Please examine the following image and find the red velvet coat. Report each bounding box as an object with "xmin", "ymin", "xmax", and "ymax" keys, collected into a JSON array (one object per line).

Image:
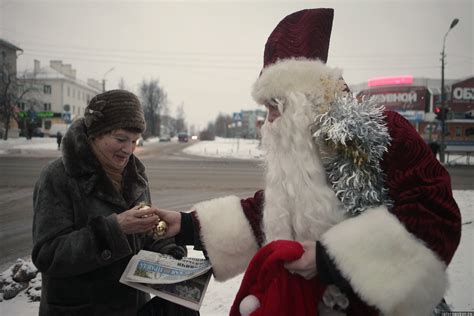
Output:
[
  {"xmin": 182, "ymin": 111, "xmax": 461, "ymax": 315},
  {"xmin": 236, "ymin": 111, "xmax": 461, "ymax": 315}
]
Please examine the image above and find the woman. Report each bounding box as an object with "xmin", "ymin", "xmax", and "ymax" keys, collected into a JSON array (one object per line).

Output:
[{"xmin": 32, "ymin": 89, "xmax": 186, "ymax": 315}]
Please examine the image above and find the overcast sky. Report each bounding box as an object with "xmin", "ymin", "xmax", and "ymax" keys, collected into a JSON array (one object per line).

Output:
[{"xmin": 1, "ymin": 0, "xmax": 473, "ymax": 130}]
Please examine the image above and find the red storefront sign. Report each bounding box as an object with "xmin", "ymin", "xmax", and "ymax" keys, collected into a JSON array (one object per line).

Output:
[
  {"xmin": 357, "ymin": 86, "xmax": 429, "ymax": 111},
  {"xmin": 450, "ymin": 77, "xmax": 474, "ymax": 112}
]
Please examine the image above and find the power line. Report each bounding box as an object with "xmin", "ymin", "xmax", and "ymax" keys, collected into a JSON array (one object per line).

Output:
[
  {"xmin": 21, "ymin": 44, "xmax": 471, "ymax": 71},
  {"xmin": 3, "ymin": 27, "xmax": 470, "ymax": 62},
  {"xmin": 0, "ymin": 27, "xmax": 259, "ymax": 59},
  {"xmin": 21, "ymin": 51, "xmax": 257, "ymax": 70},
  {"xmin": 19, "ymin": 45, "xmax": 260, "ymax": 64}
]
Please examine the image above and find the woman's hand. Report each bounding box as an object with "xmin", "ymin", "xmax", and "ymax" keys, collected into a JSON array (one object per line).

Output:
[
  {"xmin": 116, "ymin": 205, "xmax": 160, "ymax": 235},
  {"xmin": 284, "ymin": 240, "xmax": 317, "ymax": 279},
  {"xmin": 151, "ymin": 208, "xmax": 182, "ymax": 238}
]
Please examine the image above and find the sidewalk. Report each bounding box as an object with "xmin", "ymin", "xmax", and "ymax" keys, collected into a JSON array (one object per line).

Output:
[
  {"xmin": 0, "ymin": 137, "xmax": 149, "ymax": 158},
  {"xmin": 0, "ymin": 137, "xmax": 60, "ymax": 158},
  {"xmin": 1, "ymin": 136, "xmax": 471, "ymax": 166}
]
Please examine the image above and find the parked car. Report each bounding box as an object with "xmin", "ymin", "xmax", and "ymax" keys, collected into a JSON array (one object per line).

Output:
[
  {"xmin": 48, "ymin": 124, "xmax": 69, "ymax": 137},
  {"xmin": 159, "ymin": 134, "xmax": 171, "ymax": 142},
  {"xmin": 178, "ymin": 133, "xmax": 189, "ymax": 142},
  {"xmin": 20, "ymin": 127, "xmax": 44, "ymax": 138}
]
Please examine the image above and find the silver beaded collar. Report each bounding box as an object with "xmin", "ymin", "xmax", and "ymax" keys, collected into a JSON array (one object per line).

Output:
[{"xmin": 312, "ymin": 96, "xmax": 393, "ymax": 216}]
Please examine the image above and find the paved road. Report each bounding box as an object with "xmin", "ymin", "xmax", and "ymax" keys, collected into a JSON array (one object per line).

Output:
[
  {"xmin": 0, "ymin": 142, "xmax": 472, "ymax": 271},
  {"xmin": 0, "ymin": 142, "xmax": 264, "ymax": 271}
]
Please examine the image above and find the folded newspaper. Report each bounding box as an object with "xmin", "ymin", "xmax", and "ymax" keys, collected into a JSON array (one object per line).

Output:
[{"xmin": 120, "ymin": 250, "xmax": 213, "ymax": 311}]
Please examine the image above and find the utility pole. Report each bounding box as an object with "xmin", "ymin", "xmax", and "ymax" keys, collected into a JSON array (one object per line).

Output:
[
  {"xmin": 439, "ymin": 18, "xmax": 459, "ymax": 163},
  {"xmin": 102, "ymin": 67, "xmax": 115, "ymax": 93}
]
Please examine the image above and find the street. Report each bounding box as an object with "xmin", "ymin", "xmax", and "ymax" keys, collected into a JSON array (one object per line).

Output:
[
  {"xmin": 0, "ymin": 142, "xmax": 264, "ymax": 271},
  {"xmin": 0, "ymin": 142, "xmax": 472, "ymax": 271}
]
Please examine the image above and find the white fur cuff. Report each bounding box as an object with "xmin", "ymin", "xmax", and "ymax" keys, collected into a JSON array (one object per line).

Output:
[
  {"xmin": 193, "ymin": 196, "xmax": 259, "ymax": 281},
  {"xmin": 321, "ymin": 206, "xmax": 447, "ymax": 316}
]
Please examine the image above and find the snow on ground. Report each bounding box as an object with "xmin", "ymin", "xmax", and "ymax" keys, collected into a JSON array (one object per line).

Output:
[
  {"xmin": 0, "ymin": 136, "xmax": 473, "ymax": 314},
  {"xmin": 1, "ymin": 193, "xmax": 471, "ymax": 315},
  {"xmin": 183, "ymin": 137, "xmax": 263, "ymax": 160},
  {"xmin": 0, "ymin": 137, "xmax": 60, "ymax": 156}
]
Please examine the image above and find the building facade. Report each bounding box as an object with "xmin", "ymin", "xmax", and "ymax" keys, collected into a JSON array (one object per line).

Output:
[
  {"xmin": 0, "ymin": 39, "xmax": 24, "ymax": 138},
  {"xmin": 351, "ymin": 76, "xmax": 474, "ymax": 146},
  {"xmin": 240, "ymin": 109, "xmax": 267, "ymax": 139},
  {"xmin": 20, "ymin": 60, "xmax": 101, "ymax": 136}
]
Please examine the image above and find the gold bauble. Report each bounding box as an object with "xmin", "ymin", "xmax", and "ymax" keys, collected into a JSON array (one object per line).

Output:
[{"xmin": 153, "ymin": 220, "xmax": 168, "ymax": 239}]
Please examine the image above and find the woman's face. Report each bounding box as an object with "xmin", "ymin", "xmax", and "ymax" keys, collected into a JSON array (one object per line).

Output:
[{"xmin": 92, "ymin": 129, "xmax": 141, "ymax": 169}]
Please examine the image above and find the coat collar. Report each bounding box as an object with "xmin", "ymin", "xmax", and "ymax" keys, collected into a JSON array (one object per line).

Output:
[
  {"xmin": 61, "ymin": 119, "xmax": 148, "ymax": 208},
  {"xmin": 312, "ymin": 96, "xmax": 393, "ymax": 215}
]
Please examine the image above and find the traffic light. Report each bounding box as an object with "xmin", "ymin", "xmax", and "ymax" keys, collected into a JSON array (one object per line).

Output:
[{"xmin": 435, "ymin": 107, "xmax": 450, "ymax": 120}]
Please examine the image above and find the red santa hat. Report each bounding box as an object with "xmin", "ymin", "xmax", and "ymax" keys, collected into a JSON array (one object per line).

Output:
[
  {"xmin": 229, "ymin": 240, "xmax": 326, "ymax": 316},
  {"xmin": 262, "ymin": 8, "xmax": 334, "ymax": 68},
  {"xmin": 252, "ymin": 8, "xmax": 347, "ymax": 106}
]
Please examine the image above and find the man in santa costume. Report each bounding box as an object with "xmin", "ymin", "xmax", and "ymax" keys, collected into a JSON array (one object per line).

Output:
[{"xmin": 157, "ymin": 8, "xmax": 461, "ymax": 316}]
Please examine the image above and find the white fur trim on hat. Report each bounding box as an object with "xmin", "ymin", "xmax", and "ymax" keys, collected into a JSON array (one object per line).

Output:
[
  {"xmin": 192, "ymin": 195, "xmax": 259, "ymax": 281},
  {"xmin": 321, "ymin": 206, "xmax": 447, "ymax": 316},
  {"xmin": 252, "ymin": 58, "xmax": 343, "ymax": 105}
]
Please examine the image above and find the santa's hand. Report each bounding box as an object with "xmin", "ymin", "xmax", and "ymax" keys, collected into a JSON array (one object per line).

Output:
[
  {"xmin": 152, "ymin": 207, "xmax": 182, "ymax": 238},
  {"xmin": 284, "ymin": 240, "xmax": 317, "ymax": 279}
]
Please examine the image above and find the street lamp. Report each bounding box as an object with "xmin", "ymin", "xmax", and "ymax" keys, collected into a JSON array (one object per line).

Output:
[
  {"xmin": 102, "ymin": 67, "xmax": 115, "ymax": 92},
  {"xmin": 439, "ymin": 18, "xmax": 459, "ymax": 163}
]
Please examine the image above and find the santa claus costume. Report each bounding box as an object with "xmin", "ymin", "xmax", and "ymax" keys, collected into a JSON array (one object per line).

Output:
[{"xmin": 175, "ymin": 8, "xmax": 461, "ymax": 316}]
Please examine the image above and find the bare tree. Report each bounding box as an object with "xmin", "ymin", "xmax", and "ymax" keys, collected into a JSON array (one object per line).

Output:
[
  {"xmin": 160, "ymin": 103, "xmax": 173, "ymax": 137},
  {"xmin": 139, "ymin": 78, "xmax": 168, "ymax": 137},
  {"xmin": 215, "ymin": 113, "xmax": 231, "ymax": 137},
  {"xmin": 199, "ymin": 121, "xmax": 215, "ymax": 140},
  {"xmin": 175, "ymin": 102, "xmax": 186, "ymax": 133},
  {"xmin": 0, "ymin": 63, "xmax": 41, "ymax": 140},
  {"xmin": 118, "ymin": 77, "xmax": 127, "ymax": 90}
]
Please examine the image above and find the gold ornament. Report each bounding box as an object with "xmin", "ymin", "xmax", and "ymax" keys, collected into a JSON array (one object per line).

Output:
[
  {"xmin": 153, "ymin": 220, "xmax": 168, "ymax": 239},
  {"xmin": 328, "ymin": 140, "xmax": 368, "ymax": 168},
  {"xmin": 137, "ymin": 202, "xmax": 151, "ymax": 216},
  {"xmin": 137, "ymin": 202, "xmax": 168, "ymax": 239}
]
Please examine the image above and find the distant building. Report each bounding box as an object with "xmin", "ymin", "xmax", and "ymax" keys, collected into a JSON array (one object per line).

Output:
[
  {"xmin": 20, "ymin": 60, "xmax": 102, "ymax": 136},
  {"xmin": 350, "ymin": 75, "xmax": 474, "ymax": 145},
  {"xmin": 239, "ymin": 109, "xmax": 266, "ymax": 139},
  {"xmin": 0, "ymin": 38, "xmax": 23, "ymax": 76},
  {"xmin": 0, "ymin": 38, "xmax": 24, "ymax": 138}
]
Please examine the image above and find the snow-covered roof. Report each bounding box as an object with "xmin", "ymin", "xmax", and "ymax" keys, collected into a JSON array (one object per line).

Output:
[
  {"xmin": 24, "ymin": 66, "xmax": 101, "ymax": 93},
  {"xmin": 0, "ymin": 38, "xmax": 23, "ymax": 52}
]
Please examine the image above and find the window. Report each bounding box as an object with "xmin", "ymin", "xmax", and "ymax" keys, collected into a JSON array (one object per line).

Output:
[
  {"xmin": 43, "ymin": 103, "xmax": 51, "ymax": 111},
  {"xmin": 44, "ymin": 120, "xmax": 52, "ymax": 130},
  {"xmin": 73, "ymin": 89, "xmax": 75, "ymax": 98},
  {"xmin": 465, "ymin": 128, "xmax": 474, "ymax": 137},
  {"xmin": 73, "ymin": 105, "xmax": 76, "ymax": 114},
  {"xmin": 44, "ymin": 85, "xmax": 52, "ymax": 94},
  {"xmin": 455, "ymin": 127, "xmax": 462, "ymax": 137},
  {"xmin": 67, "ymin": 86, "xmax": 70, "ymax": 97}
]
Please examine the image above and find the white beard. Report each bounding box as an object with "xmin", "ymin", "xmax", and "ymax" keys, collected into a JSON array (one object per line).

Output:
[{"xmin": 261, "ymin": 93, "xmax": 346, "ymax": 244}]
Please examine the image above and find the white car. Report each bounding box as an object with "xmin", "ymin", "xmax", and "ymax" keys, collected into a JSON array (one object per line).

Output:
[{"xmin": 159, "ymin": 135, "xmax": 171, "ymax": 142}]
